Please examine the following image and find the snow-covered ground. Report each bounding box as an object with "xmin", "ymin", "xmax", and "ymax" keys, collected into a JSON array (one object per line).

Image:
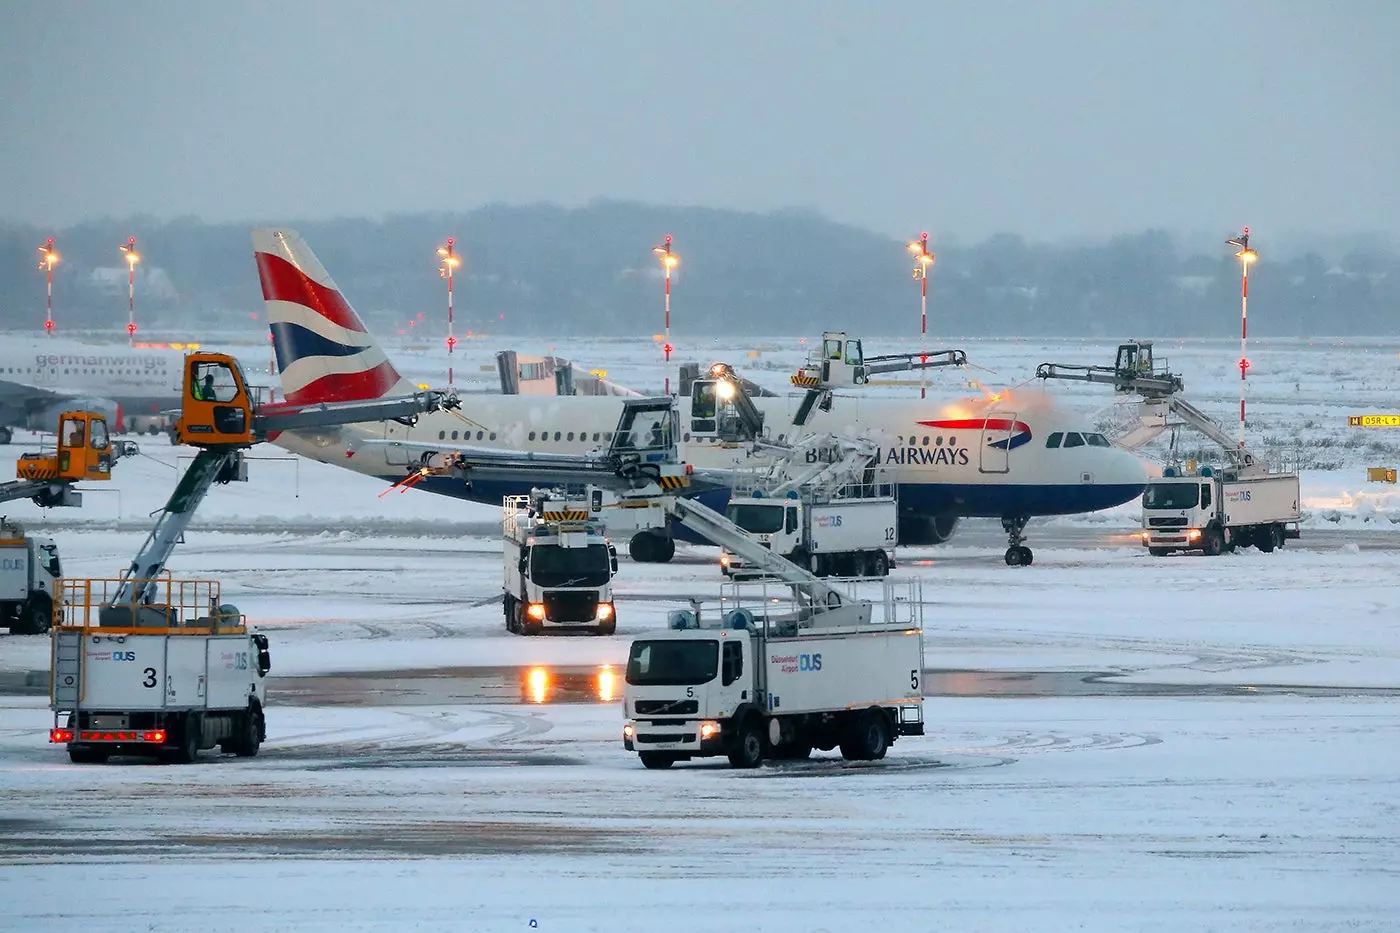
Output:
[{"xmin": 2, "ymin": 332, "xmax": 1399, "ymax": 931}]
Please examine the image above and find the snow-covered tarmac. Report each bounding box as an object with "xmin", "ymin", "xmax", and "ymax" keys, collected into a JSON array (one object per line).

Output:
[{"xmin": 2, "ymin": 408, "xmax": 1399, "ymax": 930}]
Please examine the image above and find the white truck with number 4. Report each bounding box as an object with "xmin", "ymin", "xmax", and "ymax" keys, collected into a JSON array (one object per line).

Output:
[
  {"xmin": 1141, "ymin": 465, "xmax": 1301, "ymax": 556},
  {"xmin": 503, "ymin": 492, "xmax": 620, "ymax": 635},
  {"xmin": 721, "ymin": 487, "xmax": 897, "ymax": 578},
  {"xmin": 622, "ymin": 580, "xmax": 925, "ymax": 769}
]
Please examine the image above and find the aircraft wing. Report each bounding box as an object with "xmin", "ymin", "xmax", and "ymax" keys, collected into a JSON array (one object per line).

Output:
[
  {"xmin": 0, "ymin": 379, "xmax": 81, "ymax": 427},
  {"xmin": 347, "ymin": 436, "xmax": 736, "ymax": 493}
]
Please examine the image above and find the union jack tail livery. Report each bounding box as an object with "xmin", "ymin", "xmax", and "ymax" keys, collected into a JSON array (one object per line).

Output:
[{"xmin": 252, "ymin": 228, "xmax": 408, "ymax": 405}]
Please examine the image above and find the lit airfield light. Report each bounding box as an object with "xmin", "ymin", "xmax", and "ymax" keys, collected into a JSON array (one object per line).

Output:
[{"xmin": 527, "ymin": 667, "xmax": 549, "ymax": 704}]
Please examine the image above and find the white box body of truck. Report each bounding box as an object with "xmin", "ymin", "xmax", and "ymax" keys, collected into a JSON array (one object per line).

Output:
[
  {"xmin": 722, "ymin": 493, "xmax": 896, "ymax": 577},
  {"xmin": 0, "ymin": 531, "xmax": 60, "ymax": 634},
  {"xmin": 1142, "ymin": 468, "xmax": 1300, "ymax": 556},
  {"xmin": 51, "ymin": 627, "xmax": 270, "ymax": 763},
  {"xmin": 622, "ymin": 581, "xmax": 925, "ymax": 769}
]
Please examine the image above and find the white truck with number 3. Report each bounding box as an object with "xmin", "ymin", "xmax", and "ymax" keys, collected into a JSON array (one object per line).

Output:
[
  {"xmin": 49, "ymin": 580, "xmax": 271, "ymax": 764},
  {"xmin": 622, "ymin": 580, "xmax": 925, "ymax": 769},
  {"xmin": 1141, "ymin": 465, "xmax": 1301, "ymax": 556}
]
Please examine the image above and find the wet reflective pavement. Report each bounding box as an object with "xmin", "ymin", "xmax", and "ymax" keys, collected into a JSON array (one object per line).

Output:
[{"xmin": 265, "ymin": 665, "xmax": 1400, "ymax": 707}]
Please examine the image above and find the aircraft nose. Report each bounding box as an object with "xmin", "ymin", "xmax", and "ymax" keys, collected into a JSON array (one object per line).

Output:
[{"xmin": 1108, "ymin": 448, "xmax": 1150, "ymax": 491}]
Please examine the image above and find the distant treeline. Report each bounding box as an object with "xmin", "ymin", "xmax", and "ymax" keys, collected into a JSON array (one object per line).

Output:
[{"xmin": 1, "ymin": 202, "xmax": 1396, "ymax": 337}]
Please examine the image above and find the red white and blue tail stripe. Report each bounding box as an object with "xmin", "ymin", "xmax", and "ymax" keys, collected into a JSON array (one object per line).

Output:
[{"xmin": 252, "ymin": 228, "xmax": 409, "ymax": 405}]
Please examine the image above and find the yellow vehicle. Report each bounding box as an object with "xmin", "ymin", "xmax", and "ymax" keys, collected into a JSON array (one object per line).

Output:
[
  {"xmin": 175, "ymin": 352, "xmax": 256, "ymax": 447},
  {"xmin": 15, "ymin": 412, "xmax": 115, "ymax": 483}
]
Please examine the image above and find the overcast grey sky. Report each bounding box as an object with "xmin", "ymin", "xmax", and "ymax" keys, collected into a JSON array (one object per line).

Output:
[{"xmin": 2, "ymin": 2, "xmax": 1396, "ymax": 242}]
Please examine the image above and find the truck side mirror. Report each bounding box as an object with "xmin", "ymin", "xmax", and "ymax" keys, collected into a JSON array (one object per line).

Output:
[
  {"xmin": 518, "ymin": 557, "xmax": 528, "ymax": 574},
  {"xmin": 609, "ymin": 546, "xmax": 619, "ymax": 573}
]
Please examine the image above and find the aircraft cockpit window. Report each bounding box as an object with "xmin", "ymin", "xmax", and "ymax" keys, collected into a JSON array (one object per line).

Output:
[
  {"xmin": 89, "ymin": 419, "xmax": 109, "ymax": 450},
  {"xmin": 1062, "ymin": 432, "xmax": 1085, "ymax": 448},
  {"xmin": 1085, "ymin": 433, "xmax": 1111, "ymax": 447},
  {"xmin": 1045, "ymin": 432, "xmax": 1064, "ymax": 449}
]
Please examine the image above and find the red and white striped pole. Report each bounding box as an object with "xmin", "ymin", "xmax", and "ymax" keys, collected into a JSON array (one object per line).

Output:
[
  {"xmin": 1227, "ymin": 227, "xmax": 1257, "ymax": 454},
  {"xmin": 437, "ymin": 237, "xmax": 460, "ymax": 387},
  {"xmin": 653, "ymin": 235, "xmax": 678, "ymax": 395},
  {"xmin": 38, "ymin": 237, "xmax": 58, "ymax": 335},
  {"xmin": 908, "ymin": 232, "xmax": 935, "ymax": 399},
  {"xmin": 120, "ymin": 236, "xmax": 140, "ymax": 344}
]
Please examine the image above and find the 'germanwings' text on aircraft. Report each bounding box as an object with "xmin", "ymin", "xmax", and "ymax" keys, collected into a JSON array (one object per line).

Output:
[
  {"xmin": 253, "ymin": 228, "xmax": 1147, "ymax": 565},
  {"xmin": 0, "ymin": 338, "xmax": 187, "ymax": 443}
]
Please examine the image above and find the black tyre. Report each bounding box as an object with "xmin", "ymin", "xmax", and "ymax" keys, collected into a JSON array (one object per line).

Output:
[
  {"xmin": 1019, "ymin": 546, "xmax": 1034, "ymax": 566},
  {"xmin": 872, "ymin": 550, "xmax": 890, "ymax": 577},
  {"xmin": 596, "ymin": 619, "xmax": 616, "ymax": 636},
  {"xmin": 840, "ymin": 710, "xmax": 891, "ymax": 761},
  {"xmin": 67, "ymin": 746, "xmax": 109, "ymax": 764},
  {"xmin": 1203, "ymin": 528, "xmax": 1224, "ymax": 557},
  {"xmin": 655, "ymin": 536, "xmax": 676, "ymax": 563},
  {"xmin": 1004, "ymin": 547, "xmax": 1023, "ymax": 566},
  {"xmin": 0, "ymin": 426, "xmax": 12, "ymax": 445},
  {"xmin": 1259, "ymin": 524, "xmax": 1282, "ymax": 553},
  {"xmin": 233, "ymin": 705, "xmax": 263, "ymax": 757},
  {"xmin": 172, "ymin": 713, "xmax": 201, "ymax": 764},
  {"xmin": 504, "ymin": 595, "xmax": 519, "ymax": 634},
  {"xmin": 628, "ymin": 533, "xmax": 654, "ymax": 562},
  {"xmin": 15, "ymin": 600, "xmax": 51, "ymax": 635},
  {"xmin": 639, "ymin": 751, "xmax": 675, "ymax": 770},
  {"xmin": 727, "ymin": 718, "xmax": 764, "ymax": 769}
]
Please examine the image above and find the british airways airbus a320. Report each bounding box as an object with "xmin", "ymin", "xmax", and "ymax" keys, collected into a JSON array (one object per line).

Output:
[{"xmin": 250, "ymin": 228, "xmax": 1147, "ymax": 566}]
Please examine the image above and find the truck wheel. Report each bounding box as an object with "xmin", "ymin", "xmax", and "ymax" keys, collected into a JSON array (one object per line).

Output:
[
  {"xmin": 639, "ymin": 751, "xmax": 675, "ymax": 770},
  {"xmin": 233, "ymin": 704, "xmax": 263, "ymax": 757},
  {"xmin": 727, "ymin": 718, "xmax": 764, "ymax": 769},
  {"xmin": 871, "ymin": 551, "xmax": 890, "ymax": 577},
  {"xmin": 1259, "ymin": 524, "xmax": 1282, "ymax": 553},
  {"xmin": 840, "ymin": 710, "xmax": 890, "ymax": 761},
  {"xmin": 14, "ymin": 599, "xmax": 51, "ymax": 635},
  {"xmin": 504, "ymin": 595, "xmax": 518, "ymax": 634},
  {"xmin": 596, "ymin": 620, "xmax": 616, "ymax": 636},
  {"xmin": 68, "ymin": 746, "xmax": 109, "ymax": 764},
  {"xmin": 1203, "ymin": 528, "xmax": 1224, "ymax": 557},
  {"xmin": 171, "ymin": 713, "xmax": 201, "ymax": 764},
  {"xmin": 0, "ymin": 426, "xmax": 12, "ymax": 445}
]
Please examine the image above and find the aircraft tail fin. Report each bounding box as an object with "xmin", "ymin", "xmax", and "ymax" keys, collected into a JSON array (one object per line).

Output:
[{"xmin": 252, "ymin": 228, "xmax": 410, "ymax": 405}]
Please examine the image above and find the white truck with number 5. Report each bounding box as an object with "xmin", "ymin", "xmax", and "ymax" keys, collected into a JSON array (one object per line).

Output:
[
  {"xmin": 721, "ymin": 486, "xmax": 897, "ymax": 578},
  {"xmin": 622, "ymin": 579, "xmax": 925, "ymax": 769},
  {"xmin": 1141, "ymin": 465, "xmax": 1301, "ymax": 556},
  {"xmin": 49, "ymin": 579, "xmax": 271, "ymax": 764}
]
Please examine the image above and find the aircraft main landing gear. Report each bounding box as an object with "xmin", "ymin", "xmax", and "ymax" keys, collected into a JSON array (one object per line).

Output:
[{"xmin": 1002, "ymin": 515, "xmax": 1032, "ymax": 566}]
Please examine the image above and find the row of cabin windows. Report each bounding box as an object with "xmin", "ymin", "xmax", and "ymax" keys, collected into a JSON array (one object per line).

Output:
[
  {"xmin": 439, "ymin": 430, "xmax": 498, "ymax": 441},
  {"xmin": 5, "ymin": 367, "xmax": 156, "ymax": 376},
  {"xmin": 1045, "ymin": 431, "xmax": 1111, "ymax": 449}
]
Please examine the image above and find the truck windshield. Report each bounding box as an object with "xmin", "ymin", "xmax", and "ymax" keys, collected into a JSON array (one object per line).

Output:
[
  {"xmin": 529, "ymin": 544, "xmax": 612, "ymax": 587},
  {"xmin": 626, "ymin": 639, "xmax": 719, "ymax": 686},
  {"xmin": 1143, "ymin": 483, "xmax": 1200, "ymax": 510},
  {"xmin": 726, "ymin": 503, "xmax": 783, "ymax": 534}
]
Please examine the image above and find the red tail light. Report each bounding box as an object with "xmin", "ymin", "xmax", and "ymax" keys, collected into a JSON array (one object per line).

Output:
[
  {"xmin": 49, "ymin": 729, "xmax": 74, "ymax": 743},
  {"xmin": 143, "ymin": 730, "xmax": 166, "ymax": 743}
]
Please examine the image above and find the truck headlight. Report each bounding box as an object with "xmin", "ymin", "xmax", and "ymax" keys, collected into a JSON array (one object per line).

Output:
[
  {"xmin": 526, "ymin": 602, "xmax": 546, "ymax": 621},
  {"xmin": 699, "ymin": 720, "xmax": 720, "ymax": 740},
  {"xmin": 1140, "ymin": 531, "xmax": 1150, "ymax": 541},
  {"xmin": 622, "ymin": 723, "xmax": 635, "ymax": 739},
  {"xmin": 596, "ymin": 602, "xmax": 614, "ymax": 620},
  {"xmin": 1186, "ymin": 529, "xmax": 1201, "ymax": 541},
  {"xmin": 720, "ymin": 554, "xmax": 730, "ymax": 567}
]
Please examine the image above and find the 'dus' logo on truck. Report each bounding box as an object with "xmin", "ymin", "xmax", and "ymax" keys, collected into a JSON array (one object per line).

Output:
[
  {"xmin": 815, "ymin": 515, "xmax": 843, "ymax": 528},
  {"xmin": 770, "ymin": 653, "xmax": 823, "ymax": 673}
]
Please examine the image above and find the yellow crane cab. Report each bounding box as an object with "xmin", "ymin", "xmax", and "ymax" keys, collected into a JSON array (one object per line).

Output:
[
  {"xmin": 15, "ymin": 412, "xmax": 115, "ymax": 482},
  {"xmin": 175, "ymin": 353, "xmax": 256, "ymax": 447}
]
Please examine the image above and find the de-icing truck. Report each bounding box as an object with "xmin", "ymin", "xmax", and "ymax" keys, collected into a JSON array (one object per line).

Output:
[
  {"xmin": 1141, "ymin": 464, "xmax": 1301, "ymax": 556},
  {"xmin": 622, "ymin": 579, "xmax": 925, "ymax": 769}
]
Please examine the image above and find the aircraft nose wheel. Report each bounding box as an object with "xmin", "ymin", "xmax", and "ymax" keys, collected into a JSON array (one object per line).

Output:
[
  {"xmin": 1004, "ymin": 546, "xmax": 1033, "ymax": 566},
  {"xmin": 1001, "ymin": 515, "xmax": 1032, "ymax": 567}
]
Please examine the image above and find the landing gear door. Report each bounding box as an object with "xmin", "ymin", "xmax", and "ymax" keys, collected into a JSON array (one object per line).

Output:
[{"xmin": 978, "ymin": 411, "xmax": 1015, "ymax": 474}]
